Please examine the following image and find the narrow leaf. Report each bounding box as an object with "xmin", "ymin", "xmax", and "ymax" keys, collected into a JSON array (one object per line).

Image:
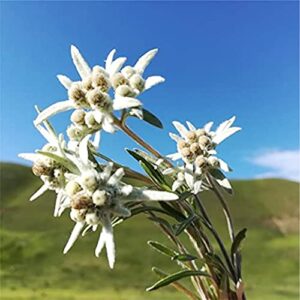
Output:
[
  {"xmin": 147, "ymin": 240, "xmax": 177, "ymax": 257},
  {"xmin": 174, "ymin": 215, "xmax": 198, "ymax": 236},
  {"xmin": 172, "ymin": 254, "xmax": 198, "ymax": 262},
  {"xmin": 142, "ymin": 109, "xmax": 163, "ymax": 129},
  {"xmin": 231, "ymin": 228, "xmax": 247, "ymax": 255},
  {"xmin": 146, "ymin": 269, "xmax": 210, "ymax": 291}
]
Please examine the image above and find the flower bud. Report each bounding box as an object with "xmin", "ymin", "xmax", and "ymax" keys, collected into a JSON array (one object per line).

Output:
[
  {"xmin": 115, "ymin": 84, "xmax": 135, "ymax": 97},
  {"xmin": 208, "ymin": 156, "xmax": 220, "ymax": 168},
  {"xmin": 92, "ymin": 190, "xmax": 107, "ymax": 206},
  {"xmin": 111, "ymin": 73, "xmax": 128, "ymax": 89},
  {"xmin": 71, "ymin": 194, "xmax": 92, "ymax": 210},
  {"xmin": 82, "ymin": 77, "xmax": 93, "ymax": 91},
  {"xmin": 70, "ymin": 208, "xmax": 86, "ymax": 222},
  {"xmin": 121, "ymin": 66, "xmax": 136, "ymax": 78},
  {"xmin": 190, "ymin": 142, "xmax": 201, "ymax": 154},
  {"xmin": 92, "ymin": 71, "xmax": 110, "ymax": 92},
  {"xmin": 186, "ymin": 131, "xmax": 197, "ymax": 142},
  {"xmin": 65, "ymin": 180, "xmax": 82, "ymax": 197},
  {"xmin": 84, "ymin": 111, "xmax": 98, "ymax": 128},
  {"xmin": 68, "ymin": 83, "xmax": 87, "ymax": 107},
  {"xmin": 198, "ymin": 136, "xmax": 211, "ymax": 148},
  {"xmin": 129, "ymin": 74, "xmax": 145, "ymax": 91},
  {"xmin": 195, "ymin": 156, "xmax": 207, "ymax": 168},
  {"xmin": 196, "ymin": 129, "xmax": 206, "ymax": 137},
  {"xmin": 177, "ymin": 172, "xmax": 185, "ymax": 181},
  {"xmin": 181, "ymin": 147, "xmax": 191, "ymax": 158},
  {"xmin": 71, "ymin": 109, "xmax": 86, "ymax": 125},
  {"xmin": 67, "ymin": 125, "xmax": 82, "ymax": 141},
  {"xmin": 86, "ymin": 89, "xmax": 112, "ymax": 111},
  {"xmin": 85, "ymin": 211, "xmax": 100, "ymax": 225},
  {"xmin": 42, "ymin": 144, "xmax": 57, "ymax": 153},
  {"xmin": 178, "ymin": 139, "xmax": 188, "ymax": 149},
  {"xmin": 32, "ymin": 162, "xmax": 52, "ymax": 177},
  {"xmin": 81, "ymin": 172, "xmax": 98, "ymax": 191}
]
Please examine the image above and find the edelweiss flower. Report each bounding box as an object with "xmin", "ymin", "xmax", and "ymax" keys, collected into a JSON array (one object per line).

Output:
[
  {"xmin": 34, "ymin": 45, "xmax": 165, "ymax": 133},
  {"xmin": 60, "ymin": 136, "xmax": 179, "ymax": 269},
  {"xmin": 166, "ymin": 116, "xmax": 241, "ymax": 194}
]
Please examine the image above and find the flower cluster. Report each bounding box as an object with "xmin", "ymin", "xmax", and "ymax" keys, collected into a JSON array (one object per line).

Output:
[
  {"xmin": 20, "ymin": 122, "xmax": 178, "ymax": 268},
  {"xmin": 166, "ymin": 116, "xmax": 241, "ymax": 194},
  {"xmin": 34, "ymin": 45, "xmax": 165, "ymax": 138}
]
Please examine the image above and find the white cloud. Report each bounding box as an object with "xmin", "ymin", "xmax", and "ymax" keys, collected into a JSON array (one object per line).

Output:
[{"xmin": 251, "ymin": 149, "xmax": 300, "ymax": 182}]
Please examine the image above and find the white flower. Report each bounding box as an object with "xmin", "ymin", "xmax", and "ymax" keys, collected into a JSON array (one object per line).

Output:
[
  {"xmin": 167, "ymin": 117, "xmax": 240, "ymax": 193},
  {"xmin": 34, "ymin": 45, "xmax": 165, "ymax": 131}
]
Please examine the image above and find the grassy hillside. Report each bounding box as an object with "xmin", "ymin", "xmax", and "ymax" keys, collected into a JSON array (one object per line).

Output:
[{"xmin": 0, "ymin": 162, "xmax": 299, "ymax": 300}]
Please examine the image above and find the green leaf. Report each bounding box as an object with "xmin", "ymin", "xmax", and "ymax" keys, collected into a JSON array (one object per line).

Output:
[
  {"xmin": 146, "ymin": 269, "xmax": 210, "ymax": 291},
  {"xmin": 174, "ymin": 215, "xmax": 198, "ymax": 236},
  {"xmin": 148, "ymin": 216, "xmax": 174, "ymax": 233},
  {"xmin": 37, "ymin": 151, "xmax": 79, "ymax": 174},
  {"xmin": 147, "ymin": 240, "xmax": 177, "ymax": 257},
  {"xmin": 172, "ymin": 254, "xmax": 198, "ymax": 262},
  {"xmin": 142, "ymin": 109, "xmax": 163, "ymax": 129},
  {"xmin": 231, "ymin": 228, "xmax": 247, "ymax": 255},
  {"xmin": 159, "ymin": 202, "xmax": 186, "ymax": 222}
]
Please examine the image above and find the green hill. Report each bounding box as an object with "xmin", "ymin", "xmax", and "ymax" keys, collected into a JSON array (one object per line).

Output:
[{"xmin": 0, "ymin": 162, "xmax": 299, "ymax": 300}]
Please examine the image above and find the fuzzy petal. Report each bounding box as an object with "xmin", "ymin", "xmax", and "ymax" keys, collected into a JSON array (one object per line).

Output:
[
  {"xmin": 166, "ymin": 152, "xmax": 182, "ymax": 161},
  {"xmin": 95, "ymin": 229, "xmax": 106, "ymax": 257},
  {"xmin": 107, "ymin": 168, "xmax": 125, "ymax": 186},
  {"xmin": 186, "ymin": 121, "xmax": 196, "ymax": 131},
  {"xmin": 30, "ymin": 184, "xmax": 48, "ymax": 201},
  {"xmin": 172, "ymin": 180, "xmax": 183, "ymax": 192},
  {"xmin": 172, "ymin": 121, "xmax": 188, "ymax": 138},
  {"xmin": 104, "ymin": 222, "xmax": 115, "ymax": 269},
  {"xmin": 215, "ymin": 116, "xmax": 236, "ymax": 135},
  {"xmin": 134, "ymin": 49, "xmax": 158, "ymax": 74},
  {"xmin": 18, "ymin": 153, "xmax": 40, "ymax": 162},
  {"xmin": 193, "ymin": 180, "xmax": 202, "ymax": 194},
  {"xmin": 127, "ymin": 189, "xmax": 179, "ymax": 201},
  {"xmin": 218, "ymin": 158, "xmax": 232, "ymax": 172},
  {"xmin": 169, "ymin": 133, "xmax": 181, "ymax": 142},
  {"xmin": 121, "ymin": 185, "xmax": 133, "ymax": 196},
  {"xmin": 105, "ymin": 49, "xmax": 116, "ymax": 70},
  {"xmin": 93, "ymin": 110, "xmax": 104, "ymax": 124},
  {"xmin": 108, "ymin": 57, "xmax": 127, "ymax": 76},
  {"xmin": 184, "ymin": 163, "xmax": 194, "ymax": 190},
  {"xmin": 63, "ymin": 221, "xmax": 85, "ymax": 254},
  {"xmin": 113, "ymin": 97, "xmax": 142, "ymax": 110},
  {"xmin": 144, "ymin": 76, "xmax": 165, "ymax": 90},
  {"xmin": 130, "ymin": 108, "xmax": 143, "ymax": 119},
  {"xmin": 79, "ymin": 134, "xmax": 91, "ymax": 165},
  {"xmin": 213, "ymin": 127, "xmax": 241, "ymax": 144},
  {"xmin": 204, "ymin": 121, "xmax": 214, "ymax": 132},
  {"xmin": 54, "ymin": 192, "xmax": 64, "ymax": 217},
  {"xmin": 70, "ymin": 45, "xmax": 91, "ymax": 79},
  {"xmin": 57, "ymin": 75, "xmax": 73, "ymax": 89},
  {"xmin": 102, "ymin": 117, "xmax": 116, "ymax": 133},
  {"xmin": 102, "ymin": 162, "xmax": 113, "ymax": 181},
  {"xmin": 34, "ymin": 100, "xmax": 74, "ymax": 126},
  {"xmin": 93, "ymin": 131, "xmax": 101, "ymax": 150}
]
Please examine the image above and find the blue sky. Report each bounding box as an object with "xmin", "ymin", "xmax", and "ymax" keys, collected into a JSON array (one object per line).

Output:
[{"xmin": 1, "ymin": 1, "xmax": 299, "ymax": 180}]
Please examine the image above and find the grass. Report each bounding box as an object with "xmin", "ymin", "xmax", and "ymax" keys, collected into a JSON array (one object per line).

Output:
[{"xmin": 0, "ymin": 162, "xmax": 299, "ymax": 299}]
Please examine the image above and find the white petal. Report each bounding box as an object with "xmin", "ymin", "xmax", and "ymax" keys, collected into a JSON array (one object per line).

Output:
[
  {"xmin": 30, "ymin": 184, "xmax": 48, "ymax": 201},
  {"xmin": 95, "ymin": 229, "xmax": 106, "ymax": 257},
  {"xmin": 130, "ymin": 108, "xmax": 143, "ymax": 119},
  {"xmin": 193, "ymin": 180, "xmax": 202, "ymax": 194},
  {"xmin": 108, "ymin": 57, "xmax": 127, "ymax": 76},
  {"xmin": 105, "ymin": 49, "xmax": 116, "ymax": 70},
  {"xmin": 79, "ymin": 134, "xmax": 91, "ymax": 165},
  {"xmin": 172, "ymin": 180, "xmax": 183, "ymax": 192},
  {"xmin": 166, "ymin": 152, "xmax": 182, "ymax": 161},
  {"xmin": 107, "ymin": 168, "xmax": 125, "ymax": 186},
  {"xmin": 54, "ymin": 192, "xmax": 64, "ymax": 217},
  {"xmin": 184, "ymin": 164, "xmax": 194, "ymax": 190},
  {"xmin": 121, "ymin": 185, "xmax": 133, "ymax": 196},
  {"xmin": 134, "ymin": 48, "xmax": 158, "ymax": 74},
  {"xmin": 172, "ymin": 121, "xmax": 188, "ymax": 138},
  {"xmin": 216, "ymin": 176, "xmax": 232, "ymax": 191},
  {"xmin": 113, "ymin": 97, "xmax": 141, "ymax": 110},
  {"xmin": 82, "ymin": 224, "xmax": 93, "ymax": 236},
  {"xmin": 104, "ymin": 222, "xmax": 115, "ymax": 269},
  {"xmin": 218, "ymin": 158, "xmax": 232, "ymax": 172},
  {"xmin": 57, "ymin": 75, "xmax": 73, "ymax": 89},
  {"xmin": 138, "ymin": 190, "xmax": 178, "ymax": 201},
  {"xmin": 144, "ymin": 76, "xmax": 165, "ymax": 90},
  {"xmin": 93, "ymin": 131, "xmax": 101, "ymax": 150},
  {"xmin": 93, "ymin": 110, "xmax": 104, "ymax": 124},
  {"xmin": 186, "ymin": 121, "xmax": 196, "ymax": 132},
  {"xmin": 34, "ymin": 100, "xmax": 74, "ymax": 126},
  {"xmin": 213, "ymin": 127, "xmax": 241, "ymax": 144},
  {"xmin": 18, "ymin": 153, "xmax": 40, "ymax": 162},
  {"xmin": 102, "ymin": 117, "xmax": 116, "ymax": 133},
  {"xmin": 215, "ymin": 116, "xmax": 236, "ymax": 135},
  {"xmin": 63, "ymin": 221, "xmax": 85, "ymax": 254},
  {"xmin": 36, "ymin": 124, "xmax": 56, "ymax": 144},
  {"xmin": 169, "ymin": 133, "xmax": 181, "ymax": 142},
  {"xmin": 70, "ymin": 45, "xmax": 91, "ymax": 79},
  {"xmin": 102, "ymin": 162, "xmax": 113, "ymax": 181},
  {"xmin": 204, "ymin": 121, "xmax": 214, "ymax": 132}
]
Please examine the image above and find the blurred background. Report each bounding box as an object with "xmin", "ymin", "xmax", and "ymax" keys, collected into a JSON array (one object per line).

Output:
[{"xmin": 0, "ymin": 1, "xmax": 299, "ymax": 300}]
